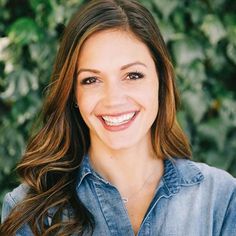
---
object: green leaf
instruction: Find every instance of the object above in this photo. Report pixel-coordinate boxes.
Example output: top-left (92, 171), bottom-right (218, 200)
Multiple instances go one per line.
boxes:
top-left (201, 15), bottom-right (226, 45)
top-left (158, 20), bottom-right (175, 42)
top-left (176, 61), bottom-right (207, 91)
top-left (171, 37), bottom-right (204, 65)
top-left (1, 69), bottom-right (39, 101)
top-left (226, 43), bottom-right (236, 65)
top-left (29, 0), bottom-right (51, 12)
top-left (205, 47), bottom-right (227, 73)
top-left (0, 0), bottom-right (7, 7)
top-left (224, 14), bottom-right (236, 44)
top-left (29, 41), bottom-right (57, 70)
top-left (182, 90), bottom-right (209, 124)
top-left (8, 18), bottom-right (44, 45)
top-left (177, 110), bottom-right (191, 138)
top-left (197, 118), bottom-right (227, 151)
top-left (207, 0), bottom-right (226, 10)
top-left (153, 0), bottom-right (179, 18)
top-left (187, 2), bottom-right (206, 25)
top-left (0, 37), bottom-right (10, 61)
top-left (203, 150), bottom-right (233, 171)
top-left (172, 10), bottom-right (186, 31)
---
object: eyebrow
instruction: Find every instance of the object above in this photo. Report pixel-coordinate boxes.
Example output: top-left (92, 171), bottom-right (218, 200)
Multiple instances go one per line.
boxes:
top-left (77, 61), bottom-right (147, 75)
top-left (120, 61), bottom-right (147, 70)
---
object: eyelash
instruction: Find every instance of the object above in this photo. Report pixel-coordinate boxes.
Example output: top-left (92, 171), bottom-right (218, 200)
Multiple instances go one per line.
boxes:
top-left (80, 77), bottom-right (98, 85)
top-left (80, 71), bottom-right (145, 85)
top-left (126, 71), bottom-right (145, 80)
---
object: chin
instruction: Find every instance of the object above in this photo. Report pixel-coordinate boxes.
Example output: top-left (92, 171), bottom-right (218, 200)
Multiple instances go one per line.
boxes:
top-left (102, 136), bottom-right (140, 152)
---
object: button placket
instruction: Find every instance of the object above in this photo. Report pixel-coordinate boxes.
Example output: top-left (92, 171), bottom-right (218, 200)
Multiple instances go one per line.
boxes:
top-left (93, 181), bottom-right (135, 236)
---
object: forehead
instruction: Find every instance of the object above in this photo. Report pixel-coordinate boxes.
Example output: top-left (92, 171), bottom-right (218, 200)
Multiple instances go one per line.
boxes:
top-left (77, 29), bottom-right (154, 69)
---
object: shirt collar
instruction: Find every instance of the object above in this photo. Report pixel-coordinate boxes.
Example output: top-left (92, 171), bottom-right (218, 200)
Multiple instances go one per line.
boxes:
top-left (77, 154), bottom-right (93, 188)
top-left (76, 155), bottom-right (204, 194)
top-left (162, 157), bottom-right (204, 196)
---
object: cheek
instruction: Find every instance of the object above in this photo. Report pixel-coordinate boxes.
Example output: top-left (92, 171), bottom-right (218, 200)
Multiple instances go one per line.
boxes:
top-left (76, 90), bottom-right (99, 122)
top-left (139, 80), bottom-right (159, 108)
top-left (145, 81), bottom-right (159, 118)
top-left (151, 84), bottom-right (159, 106)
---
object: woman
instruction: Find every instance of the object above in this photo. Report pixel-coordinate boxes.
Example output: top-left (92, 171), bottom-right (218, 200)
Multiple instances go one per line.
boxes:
top-left (1, 0), bottom-right (235, 235)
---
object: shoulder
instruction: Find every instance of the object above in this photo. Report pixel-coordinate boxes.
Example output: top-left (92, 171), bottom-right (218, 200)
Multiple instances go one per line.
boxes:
top-left (174, 158), bottom-right (236, 188)
top-left (173, 158), bottom-right (236, 204)
top-left (193, 160), bottom-right (236, 190)
top-left (1, 183), bottom-right (29, 223)
top-left (3, 183), bottom-right (29, 206)
top-left (191, 161), bottom-right (236, 234)
top-left (172, 159), bottom-right (236, 234)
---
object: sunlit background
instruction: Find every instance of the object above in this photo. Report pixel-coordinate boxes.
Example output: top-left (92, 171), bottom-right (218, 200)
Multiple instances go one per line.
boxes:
top-left (0, 0), bottom-right (236, 213)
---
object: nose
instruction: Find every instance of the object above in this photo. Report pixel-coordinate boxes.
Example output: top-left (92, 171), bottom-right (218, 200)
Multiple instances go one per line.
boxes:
top-left (102, 80), bottom-right (127, 107)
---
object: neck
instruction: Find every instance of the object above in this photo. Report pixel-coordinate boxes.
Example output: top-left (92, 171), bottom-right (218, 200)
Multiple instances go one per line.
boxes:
top-left (88, 136), bottom-right (164, 189)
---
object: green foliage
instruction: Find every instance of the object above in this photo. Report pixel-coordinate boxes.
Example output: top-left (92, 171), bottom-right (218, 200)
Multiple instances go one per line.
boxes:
top-left (0, 0), bottom-right (235, 212)
top-left (141, 0), bottom-right (236, 174)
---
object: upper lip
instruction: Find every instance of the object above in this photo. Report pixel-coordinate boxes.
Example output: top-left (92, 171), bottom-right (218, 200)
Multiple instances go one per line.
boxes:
top-left (97, 111), bottom-right (138, 117)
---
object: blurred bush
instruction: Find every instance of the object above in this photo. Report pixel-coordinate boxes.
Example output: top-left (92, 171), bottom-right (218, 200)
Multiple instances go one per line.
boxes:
top-left (0, 0), bottom-right (235, 211)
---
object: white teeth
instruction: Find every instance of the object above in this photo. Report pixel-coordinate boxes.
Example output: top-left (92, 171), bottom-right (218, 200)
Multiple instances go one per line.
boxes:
top-left (102, 112), bottom-right (135, 126)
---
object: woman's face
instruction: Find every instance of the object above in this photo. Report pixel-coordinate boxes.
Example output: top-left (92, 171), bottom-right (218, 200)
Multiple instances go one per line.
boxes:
top-left (76, 29), bottom-right (159, 151)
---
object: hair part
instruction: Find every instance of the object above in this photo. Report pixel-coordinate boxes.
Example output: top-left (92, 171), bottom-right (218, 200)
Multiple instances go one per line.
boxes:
top-left (0, 0), bottom-right (191, 235)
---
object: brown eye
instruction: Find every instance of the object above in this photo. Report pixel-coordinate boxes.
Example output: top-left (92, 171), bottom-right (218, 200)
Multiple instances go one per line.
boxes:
top-left (80, 77), bottom-right (98, 85)
top-left (127, 72), bottom-right (144, 80)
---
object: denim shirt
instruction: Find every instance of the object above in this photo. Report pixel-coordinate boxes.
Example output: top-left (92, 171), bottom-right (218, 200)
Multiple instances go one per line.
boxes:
top-left (2, 156), bottom-right (236, 236)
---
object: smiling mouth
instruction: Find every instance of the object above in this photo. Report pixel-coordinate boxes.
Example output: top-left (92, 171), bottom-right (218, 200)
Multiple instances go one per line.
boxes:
top-left (101, 112), bottom-right (136, 126)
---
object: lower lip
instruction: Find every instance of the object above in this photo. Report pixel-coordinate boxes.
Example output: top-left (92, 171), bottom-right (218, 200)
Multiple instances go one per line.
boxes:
top-left (98, 112), bottom-right (138, 132)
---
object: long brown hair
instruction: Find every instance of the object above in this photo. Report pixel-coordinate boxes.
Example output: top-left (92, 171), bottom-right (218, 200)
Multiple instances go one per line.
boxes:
top-left (0, 0), bottom-right (191, 235)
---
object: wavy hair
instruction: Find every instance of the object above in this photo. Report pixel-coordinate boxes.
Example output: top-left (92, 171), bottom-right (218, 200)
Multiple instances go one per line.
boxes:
top-left (0, 0), bottom-right (191, 235)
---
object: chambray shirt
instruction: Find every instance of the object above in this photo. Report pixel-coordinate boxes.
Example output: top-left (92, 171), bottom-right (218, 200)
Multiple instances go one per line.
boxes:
top-left (2, 156), bottom-right (236, 236)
